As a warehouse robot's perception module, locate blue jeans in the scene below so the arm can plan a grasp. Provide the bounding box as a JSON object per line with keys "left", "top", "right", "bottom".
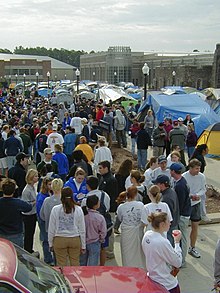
{"left": 38, "top": 217, "right": 53, "bottom": 264}
{"left": 187, "top": 146, "right": 195, "bottom": 159}
{"left": 6, "top": 156, "right": 16, "bottom": 170}
{"left": 80, "top": 241, "right": 101, "bottom": 266}
{"left": 131, "top": 138, "right": 137, "bottom": 156}
{"left": 0, "top": 232, "right": 23, "bottom": 248}
{"left": 137, "top": 149, "right": 147, "bottom": 169}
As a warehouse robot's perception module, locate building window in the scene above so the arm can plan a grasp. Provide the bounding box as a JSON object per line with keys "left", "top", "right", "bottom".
{"left": 19, "top": 69, "right": 29, "bottom": 75}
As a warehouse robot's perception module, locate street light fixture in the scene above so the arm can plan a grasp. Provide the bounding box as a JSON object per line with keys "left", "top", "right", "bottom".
{"left": 172, "top": 71, "right": 176, "bottom": 86}
{"left": 23, "top": 73, "right": 26, "bottom": 95}
{"left": 142, "top": 63, "right": 150, "bottom": 100}
{"left": 93, "top": 71, "right": 96, "bottom": 81}
{"left": 47, "top": 71, "right": 50, "bottom": 96}
{"left": 8, "top": 75, "right": 11, "bottom": 85}
{"left": 64, "top": 74, "right": 67, "bottom": 80}
{"left": 36, "top": 72, "right": 39, "bottom": 86}
{"left": 114, "top": 71, "right": 117, "bottom": 85}
{"left": 75, "top": 68, "right": 80, "bottom": 94}
{"left": 15, "top": 74, "right": 18, "bottom": 84}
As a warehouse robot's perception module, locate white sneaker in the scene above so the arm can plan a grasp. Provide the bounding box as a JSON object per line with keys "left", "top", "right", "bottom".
{"left": 188, "top": 247, "right": 201, "bottom": 258}
{"left": 201, "top": 216, "right": 211, "bottom": 223}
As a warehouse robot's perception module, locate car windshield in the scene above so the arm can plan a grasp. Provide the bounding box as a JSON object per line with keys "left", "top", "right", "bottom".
{"left": 15, "top": 246, "right": 71, "bottom": 293}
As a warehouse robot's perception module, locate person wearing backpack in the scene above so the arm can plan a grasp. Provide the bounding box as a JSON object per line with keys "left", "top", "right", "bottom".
{"left": 130, "top": 170, "right": 150, "bottom": 204}
{"left": 81, "top": 175, "right": 111, "bottom": 265}
{"left": 81, "top": 195, "right": 107, "bottom": 266}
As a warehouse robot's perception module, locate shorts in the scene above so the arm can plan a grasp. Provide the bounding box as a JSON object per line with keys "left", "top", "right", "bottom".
{"left": 190, "top": 203, "right": 201, "bottom": 222}
{"left": 0, "top": 157, "right": 7, "bottom": 169}
{"left": 101, "top": 236, "right": 109, "bottom": 248}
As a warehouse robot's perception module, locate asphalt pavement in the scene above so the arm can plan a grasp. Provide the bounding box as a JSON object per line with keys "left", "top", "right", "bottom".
{"left": 33, "top": 146, "right": 220, "bottom": 293}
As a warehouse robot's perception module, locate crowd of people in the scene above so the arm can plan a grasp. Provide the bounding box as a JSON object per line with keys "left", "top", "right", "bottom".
{"left": 0, "top": 88, "right": 214, "bottom": 293}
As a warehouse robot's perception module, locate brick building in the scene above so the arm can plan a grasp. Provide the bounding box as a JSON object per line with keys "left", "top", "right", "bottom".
{"left": 0, "top": 53, "right": 76, "bottom": 84}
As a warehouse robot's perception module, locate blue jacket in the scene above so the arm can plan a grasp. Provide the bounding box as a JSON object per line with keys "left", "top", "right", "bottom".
{"left": 4, "top": 135, "right": 23, "bottom": 156}
{"left": 62, "top": 117, "right": 71, "bottom": 130}
{"left": 64, "top": 133, "right": 77, "bottom": 155}
{"left": 64, "top": 177, "right": 88, "bottom": 203}
{"left": 36, "top": 192, "right": 50, "bottom": 217}
{"left": 52, "top": 152, "right": 69, "bottom": 175}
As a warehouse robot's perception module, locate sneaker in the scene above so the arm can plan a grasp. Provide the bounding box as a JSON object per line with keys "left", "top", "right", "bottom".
{"left": 201, "top": 215, "right": 211, "bottom": 223}
{"left": 32, "top": 251, "right": 40, "bottom": 259}
{"left": 114, "top": 228, "right": 120, "bottom": 235}
{"left": 188, "top": 247, "right": 201, "bottom": 258}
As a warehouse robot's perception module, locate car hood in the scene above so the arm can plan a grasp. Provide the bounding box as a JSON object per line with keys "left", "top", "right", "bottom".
{"left": 59, "top": 266, "right": 168, "bottom": 293}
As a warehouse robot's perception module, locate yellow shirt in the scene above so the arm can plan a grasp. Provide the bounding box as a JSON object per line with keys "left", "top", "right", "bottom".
{"left": 74, "top": 144, "right": 94, "bottom": 163}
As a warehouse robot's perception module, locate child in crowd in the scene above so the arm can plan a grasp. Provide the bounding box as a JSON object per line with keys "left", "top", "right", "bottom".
{"left": 81, "top": 195, "right": 107, "bottom": 266}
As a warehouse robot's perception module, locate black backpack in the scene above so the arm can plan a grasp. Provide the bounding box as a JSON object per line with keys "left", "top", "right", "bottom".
{"left": 138, "top": 186, "right": 151, "bottom": 205}
{"left": 97, "top": 191, "right": 113, "bottom": 237}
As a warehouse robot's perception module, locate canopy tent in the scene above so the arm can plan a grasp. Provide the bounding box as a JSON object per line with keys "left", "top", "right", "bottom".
{"left": 197, "top": 122, "right": 220, "bottom": 156}
{"left": 99, "top": 86, "right": 135, "bottom": 104}
{"left": 147, "top": 91, "right": 220, "bottom": 136}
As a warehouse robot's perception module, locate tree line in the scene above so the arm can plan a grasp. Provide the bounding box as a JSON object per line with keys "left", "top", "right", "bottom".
{"left": 0, "top": 46, "right": 91, "bottom": 67}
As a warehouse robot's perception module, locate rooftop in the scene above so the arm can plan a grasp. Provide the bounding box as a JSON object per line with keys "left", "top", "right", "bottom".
{"left": 0, "top": 53, "right": 76, "bottom": 69}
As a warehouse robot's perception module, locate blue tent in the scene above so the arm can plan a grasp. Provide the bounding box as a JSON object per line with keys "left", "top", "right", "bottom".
{"left": 147, "top": 91, "right": 220, "bottom": 136}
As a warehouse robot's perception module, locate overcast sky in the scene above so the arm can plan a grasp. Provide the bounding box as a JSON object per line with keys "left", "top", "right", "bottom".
{"left": 1, "top": 0, "right": 220, "bottom": 53}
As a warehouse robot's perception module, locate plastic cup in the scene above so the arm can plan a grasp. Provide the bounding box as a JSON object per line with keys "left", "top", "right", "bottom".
{"left": 172, "top": 230, "right": 180, "bottom": 237}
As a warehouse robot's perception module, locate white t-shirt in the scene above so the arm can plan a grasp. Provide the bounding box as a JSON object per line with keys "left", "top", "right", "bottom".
{"left": 141, "top": 202, "right": 173, "bottom": 228}
{"left": 46, "top": 132, "right": 64, "bottom": 151}
{"left": 182, "top": 171, "right": 206, "bottom": 206}
{"left": 70, "top": 117, "right": 82, "bottom": 135}
{"left": 93, "top": 146, "right": 113, "bottom": 173}
{"left": 81, "top": 189, "right": 110, "bottom": 212}
{"left": 144, "top": 168, "right": 153, "bottom": 187}
{"left": 125, "top": 175, "right": 132, "bottom": 189}
{"left": 142, "top": 230, "right": 182, "bottom": 290}
{"left": 116, "top": 201, "right": 144, "bottom": 228}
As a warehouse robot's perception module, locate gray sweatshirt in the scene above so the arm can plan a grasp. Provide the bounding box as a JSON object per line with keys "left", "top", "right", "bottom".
{"left": 40, "top": 195, "right": 61, "bottom": 232}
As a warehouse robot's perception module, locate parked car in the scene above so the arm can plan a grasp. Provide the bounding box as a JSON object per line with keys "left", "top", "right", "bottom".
{"left": 0, "top": 238, "right": 168, "bottom": 293}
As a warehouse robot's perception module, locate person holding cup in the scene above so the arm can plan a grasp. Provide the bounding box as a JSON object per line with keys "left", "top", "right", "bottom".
{"left": 142, "top": 212, "right": 182, "bottom": 293}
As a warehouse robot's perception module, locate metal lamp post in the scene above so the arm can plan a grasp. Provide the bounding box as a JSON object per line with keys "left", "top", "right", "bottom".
{"left": 93, "top": 71, "right": 96, "bottom": 81}
{"left": 55, "top": 75, "right": 57, "bottom": 82}
{"left": 114, "top": 71, "right": 117, "bottom": 85}
{"left": 36, "top": 72, "right": 39, "bottom": 87}
{"left": 76, "top": 68, "right": 80, "bottom": 94}
{"left": 47, "top": 71, "right": 50, "bottom": 96}
{"left": 64, "top": 74, "right": 67, "bottom": 80}
{"left": 8, "top": 75, "right": 11, "bottom": 85}
{"left": 15, "top": 74, "right": 18, "bottom": 85}
{"left": 142, "top": 63, "right": 150, "bottom": 100}
{"left": 172, "top": 71, "right": 176, "bottom": 86}
{"left": 23, "top": 73, "right": 26, "bottom": 95}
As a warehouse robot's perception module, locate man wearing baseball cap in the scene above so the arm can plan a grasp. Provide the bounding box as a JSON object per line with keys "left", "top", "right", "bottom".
{"left": 170, "top": 162, "right": 191, "bottom": 266}
{"left": 153, "top": 174, "right": 179, "bottom": 246}
{"left": 37, "top": 148, "right": 58, "bottom": 175}
{"left": 148, "top": 155, "right": 172, "bottom": 188}
{"left": 169, "top": 120, "right": 186, "bottom": 166}
{"left": 178, "top": 117, "right": 188, "bottom": 137}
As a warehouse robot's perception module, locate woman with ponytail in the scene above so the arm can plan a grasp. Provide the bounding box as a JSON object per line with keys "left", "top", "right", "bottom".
{"left": 48, "top": 187, "right": 86, "bottom": 266}
{"left": 116, "top": 186, "right": 145, "bottom": 269}
{"left": 142, "top": 212, "right": 182, "bottom": 293}
{"left": 141, "top": 185, "right": 172, "bottom": 232}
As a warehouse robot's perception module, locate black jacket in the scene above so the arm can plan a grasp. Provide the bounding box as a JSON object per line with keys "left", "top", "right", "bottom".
{"left": 99, "top": 171, "right": 118, "bottom": 212}
{"left": 8, "top": 163, "right": 27, "bottom": 197}
{"left": 136, "top": 129, "right": 152, "bottom": 149}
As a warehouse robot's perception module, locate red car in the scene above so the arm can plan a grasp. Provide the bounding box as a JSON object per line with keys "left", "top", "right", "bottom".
{"left": 0, "top": 238, "right": 168, "bottom": 293}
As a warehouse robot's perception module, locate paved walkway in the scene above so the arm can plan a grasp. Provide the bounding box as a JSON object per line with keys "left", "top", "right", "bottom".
{"left": 33, "top": 143, "right": 220, "bottom": 293}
